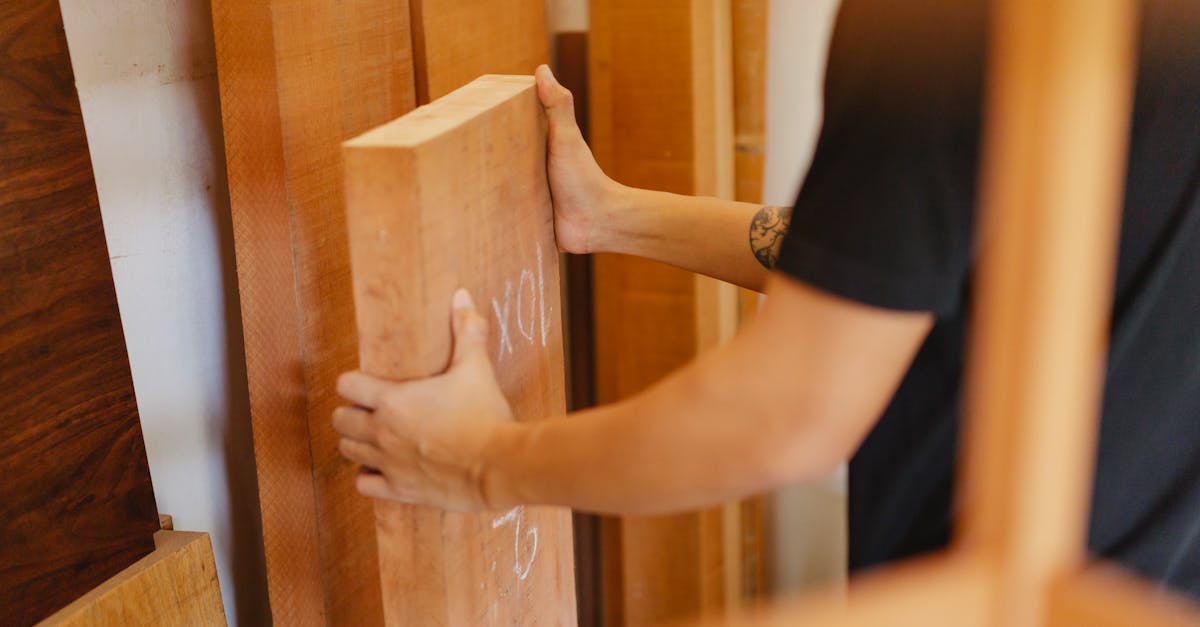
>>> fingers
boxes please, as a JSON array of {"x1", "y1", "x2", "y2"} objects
[
  {"x1": 338, "y1": 437, "x2": 381, "y2": 469},
  {"x1": 450, "y1": 288, "x2": 492, "y2": 369},
  {"x1": 332, "y1": 405, "x2": 375, "y2": 443},
  {"x1": 535, "y1": 64, "x2": 578, "y2": 130},
  {"x1": 355, "y1": 469, "x2": 396, "y2": 500},
  {"x1": 337, "y1": 371, "x2": 386, "y2": 409}
]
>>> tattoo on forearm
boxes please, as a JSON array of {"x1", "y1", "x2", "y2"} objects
[{"x1": 749, "y1": 205, "x2": 792, "y2": 269}]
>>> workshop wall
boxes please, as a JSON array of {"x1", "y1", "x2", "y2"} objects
[{"x1": 58, "y1": 1, "x2": 266, "y2": 624}]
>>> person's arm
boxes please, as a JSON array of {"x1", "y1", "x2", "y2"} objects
[
  {"x1": 536, "y1": 65, "x2": 786, "y2": 293},
  {"x1": 333, "y1": 273, "x2": 932, "y2": 514}
]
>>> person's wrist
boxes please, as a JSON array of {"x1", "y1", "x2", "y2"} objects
[
  {"x1": 584, "y1": 181, "x2": 637, "y2": 255},
  {"x1": 477, "y1": 421, "x2": 533, "y2": 510}
]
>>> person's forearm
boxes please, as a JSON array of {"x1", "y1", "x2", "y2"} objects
[
  {"x1": 480, "y1": 329, "x2": 841, "y2": 515},
  {"x1": 586, "y1": 185, "x2": 788, "y2": 293}
]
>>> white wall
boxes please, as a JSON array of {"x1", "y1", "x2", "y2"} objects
[
  {"x1": 762, "y1": 0, "x2": 844, "y2": 596},
  {"x1": 59, "y1": 1, "x2": 268, "y2": 624}
]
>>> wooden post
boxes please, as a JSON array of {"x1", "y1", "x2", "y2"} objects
[
  {"x1": 344, "y1": 75, "x2": 577, "y2": 626},
  {"x1": 956, "y1": 1, "x2": 1138, "y2": 624}
]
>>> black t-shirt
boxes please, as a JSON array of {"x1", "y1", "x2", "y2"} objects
[{"x1": 776, "y1": 0, "x2": 1200, "y2": 597}]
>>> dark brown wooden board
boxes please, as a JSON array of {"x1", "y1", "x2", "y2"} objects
[{"x1": 0, "y1": 1, "x2": 159, "y2": 624}]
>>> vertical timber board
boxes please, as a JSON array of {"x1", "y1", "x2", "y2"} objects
[
  {"x1": 589, "y1": 0, "x2": 742, "y2": 624},
  {"x1": 730, "y1": 0, "x2": 767, "y2": 601},
  {"x1": 211, "y1": 1, "x2": 417, "y2": 623},
  {"x1": 0, "y1": 1, "x2": 159, "y2": 624},
  {"x1": 410, "y1": 0, "x2": 550, "y2": 103},
  {"x1": 344, "y1": 75, "x2": 577, "y2": 627}
]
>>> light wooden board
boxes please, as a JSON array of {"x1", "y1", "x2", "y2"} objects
[
  {"x1": 589, "y1": 0, "x2": 757, "y2": 624},
  {"x1": 211, "y1": 1, "x2": 417, "y2": 623},
  {"x1": 344, "y1": 75, "x2": 577, "y2": 626},
  {"x1": 37, "y1": 531, "x2": 226, "y2": 627},
  {"x1": 410, "y1": 0, "x2": 549, "y2": 103}
]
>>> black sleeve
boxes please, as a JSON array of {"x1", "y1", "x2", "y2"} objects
[{"x1": 775, "y1": 0, "x2": 988, "y2": 317}]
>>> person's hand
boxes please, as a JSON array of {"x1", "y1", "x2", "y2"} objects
[
  {"x1": 535, "y1": 64, "x2": 622, "y2": 254},
  {"x1": 333, "y1": 289, "x2": 518, "y2": 512}
]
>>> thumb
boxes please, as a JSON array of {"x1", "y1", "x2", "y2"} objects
[
  {"x1": 450, "y1": 288, "x2": 490, "y2": 368},
  {"x1": 535, "y1": 64, "x2": 579, "y2": 133}
]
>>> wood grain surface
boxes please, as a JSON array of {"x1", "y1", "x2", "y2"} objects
[
  {"x1": 589, "y1": 1, "x2": 757, "y2": 624},
  {"x1": 37, "y1": 531, "x2": 226, "y2": 627},
  {"x1": 213, "y1": 2, "x2": 557, "y2": 623},
  {"x1": 410, "y1": 0, "x2": 549, "y2": 103},
  {"x1": 211, "y1": 1, "x2": 417, "y2": 624},
  {"x1": 0, "y1": 1, "x2": 159, "y2": 623},
  {"x1": 344, "y1": 75, "x2": 577, "y2": 627}
]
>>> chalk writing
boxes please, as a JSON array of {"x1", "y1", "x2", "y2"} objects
[
  {"x1": 490, "y1": 242, "x2": 552, "y2": 362},
  {"x1": 491, "y1": 506, "x2": 539, "y2": 581},
  {"x1": 491, "y1": 280, "x2": 515, "y2": 361}
]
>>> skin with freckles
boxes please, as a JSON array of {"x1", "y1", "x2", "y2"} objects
[{"x1": 333, "y1": 65, "x2": 933, "y2": 516}]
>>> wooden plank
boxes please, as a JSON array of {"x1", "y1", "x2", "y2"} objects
[
  {"x1": 589, "y1": 0, "x2": 747, "y2": 623},
  {"x1": 410, "y1": 0, "x2": 549, "y2": 103},
  {"x1": 1045, "y1": 565, "x2": 1200, "y2": 627},
  {"x1": 697, "y1": 554, "x2": 992, "y2": 627},
  {"x1": 0, "y1": 1, "x2": 159, "y2": 623},
  {"x1": 729, "y1": 0, "x2": 767, "y2": 602},
  {"x1": 344, "y1": 74, "x2": 577, "y2": 627},
  {"x1": 731, "y1": 0, "x2": 766, "y2": 206},
  {"x1": 955, "y1": 1, "x2": 1139, "y2": 624},
  {"x1": 38, "y1": 531, "x2": 226, "y2": 627},
  {"x1": 210, "y1": 1, "x2": 417, "y2": 623}
]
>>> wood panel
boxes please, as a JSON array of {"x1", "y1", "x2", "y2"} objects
[
  {"x1": 410, "y1": 0, "x2": 549, "y2": 103},
  {"x1": 589, "y1": 0, "x2": 753, "y2": 624},
  {"x1": 210, "y1": 2, "x2": 417, "y2": 624},
  {"x1": 344, "y1": 75, "x2": 576, "y2": 626},
  {"x1": 38, "y1": 531, "x2": 226, "y2": 627},
  {"x1": 0, "y1": 1, "x2": 159, "y2": 623}
]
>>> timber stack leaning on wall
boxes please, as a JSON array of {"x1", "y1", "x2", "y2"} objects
[{"x1": 212, "y1": 0, "x2": 552, "y2": 623}]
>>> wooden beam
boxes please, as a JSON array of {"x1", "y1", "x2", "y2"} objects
[
  {"x1": 589, "y1": 0, "x2": 752, "y2": 623},
  {"x1": 344, "y1": 75, "x2": 577, "y2": 626},
  {"x1": 210, "y1": 1, "x2": 417, "y2": 623},
  {"x1": 410, "y1": 0, "x2": 549, "y2": 103},
  {"x1": 955, "y1": 1, "x2": 1139, "y2": 624}
]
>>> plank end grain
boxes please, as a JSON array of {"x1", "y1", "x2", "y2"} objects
[{"x1": 345, "y1": 75, "x2": 578, "y2": 626}]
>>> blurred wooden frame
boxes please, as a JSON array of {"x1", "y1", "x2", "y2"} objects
[{"x1": 686, "y1": 1, "x2": 1200, "y2": 626}]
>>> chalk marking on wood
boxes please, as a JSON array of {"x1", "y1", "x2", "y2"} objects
[
  {"x1": 491, "y1": 280, "x2": 515, "y2": 360},
  {"x1": 517, "y1": 268, "x2": 536, "y2": 342},
  {"x1": 492, "y1": 506, "x2": 523, "y2": 529},
  {"x1": 491, "y1": 505, "x2": 539, "y2": 581}
]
